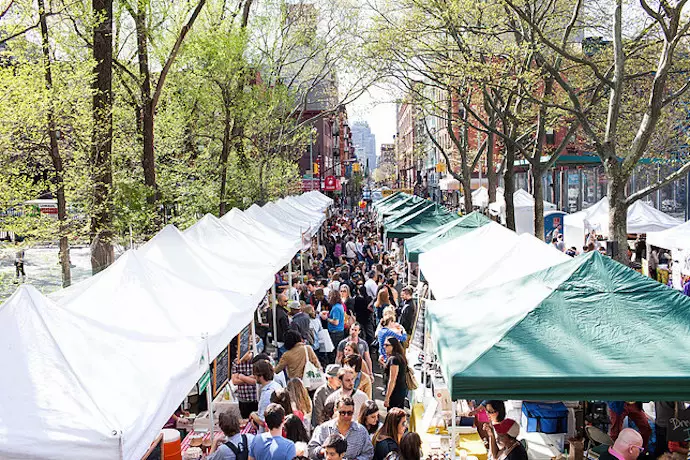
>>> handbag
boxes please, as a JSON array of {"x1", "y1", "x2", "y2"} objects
[
  {"x1": 405, "y1": 365, "x2": 418, "y2": 391},
  {"x1": 302, "y1": 347, "x2": 326, "y2": 390},
  {"x1": 318, "y1": 329, "x2": 335, "y2": 353}
]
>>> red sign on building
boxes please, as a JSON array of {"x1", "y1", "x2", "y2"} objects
[
  {"x1": 324, "y1": 175, "x2": 337, "y2": 192},
  {"x1": 301, "y1": 178, "x2": 320, "y2": 191}
]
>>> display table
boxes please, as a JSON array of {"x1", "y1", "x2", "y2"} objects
[
  {"x1": 180, "y1": 430, "x2": 225, "y2": 459},
  {"x1": 455, "y1": 432, "x2": 487, "y2": 460}
]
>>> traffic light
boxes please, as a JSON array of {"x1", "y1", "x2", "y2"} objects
[
  {"x1": 353, "y1": 162, "x2": 360, "y2": 172},
  {"x1": 313, "y1": 162, "x2": 319, "y2": 175}
]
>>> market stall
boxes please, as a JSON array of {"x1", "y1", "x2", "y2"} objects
[
  {"x1": 379, "y1": 195, "x2": 426, "y2": 224},
  {"x1": 563, "y1": 197, "x2": 681, "y2": 250},
  {"x1": 385, "y1": 202, "x2": 459, "y2": 240},
  {"x1": 647, "y1": 219, "x2": 690, "y2": 289},
  {"x1": 1, "y1": 191, "x2": 330, "y2": 460},
  {"x1": 417, "y1": 251, "x2": 690, "y2": 458},
  {"x1": 404, "y1": 212, "x2": 491, "y2": 263}
]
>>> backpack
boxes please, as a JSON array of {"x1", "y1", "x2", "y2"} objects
[{"x1": 225, "y1": 434, "x2": 249, "y2": 460}]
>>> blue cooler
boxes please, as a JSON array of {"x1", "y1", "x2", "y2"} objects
[{"x1": 521, "y1": 402, "x2": 568, "y2": 434}]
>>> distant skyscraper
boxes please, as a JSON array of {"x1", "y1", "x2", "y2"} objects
[{"x1": 350, "y1": 121, "x2": 376, "y2": 174}]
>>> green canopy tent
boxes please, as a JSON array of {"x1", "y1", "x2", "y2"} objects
[
  {"x1": 381, "y1": 198, "x2": 428, "y2": 225},
  {"x1": 385, "y1": 202, "x2": 460, "y2": 240},
  {"x1": 373, "y1": 191, "x2": 403, "y2": 210},
  {"x1": 404, "y1": 212, "x2": 492, "y2": 263},
  {"x1": 376, "y1": 195, "x2": 418, "y2": 221},
  {"x1": 427, "y1": 251, "x2": 690, "y2": 401}
]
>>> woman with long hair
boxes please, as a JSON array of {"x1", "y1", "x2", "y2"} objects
[
  {"x1": 286, "y1": 378, "x2": 312, "y2": 433},
  {"x1": 373, "y1": 407, "x2": 407, "y2": 460},
  {"x1": 358, "y1": 400, "x2": 381, "y2": 440},
  {"x1": 382, "y1": 337, "x2": 408, "y2": 410},
  {"x1": 398, "y1": 432, "x2": 422, "y2": 460},
  {"x1": 304, "y1": 304, "x2": 327, "y2": 369},
  {"x1": 284, "y1": 413, "x2": 309, "y2": 443},
  {"x1": 374, "y1": 288, "x2": 390, "y2": 322}
]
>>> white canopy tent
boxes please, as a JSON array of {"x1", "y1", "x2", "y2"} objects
[
  {"x1": 2, "y1": 192, "x2": 328, "y2": 460},
  {"x1": 281, "y1": 196, "x2": 327, "y2": 225},
  {"x1": 439, "y1": 175, "x2": 461, "y2": 191},
  {"x1": 564, "y1": 197, "x2": 681, "y2": 249},
  {"x1": 263, "y1": 201, "x2": 316, "y2": 235},
  {"x1": 221, "y1": 208, "x2": 302, "y2": 262},
  {"x1": 1, "y1": 285, "x2": 208, "y2": 460},
  {"x1": 648, "y1": 219, "x2": 690, "y2": 251},
  {"x1": 512, "y1": 189, "x2": 558, "y2": 236},
  {"x1": 419, "y1": 223, "x2": 568, "y2": 298}
]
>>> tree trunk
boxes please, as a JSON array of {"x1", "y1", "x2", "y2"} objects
[
  {"x1": 608, "y1": 174, "x2": 629, "y2": 264},
  {"x1": 133, "y1": 4, "x2": 157, "y2": 205},
  {"x1": 487, "y1": 128, "x2": 497, "y2": 203},
  {"x1": 91, "y1": 0, "x2": 114, "y2": 274},
  {"x1": 38, "y1": 0, "x2": 71, "y2": 287},
  {"x1": 461, "y1": 174, "x2": 472, "y2": 214},
  {"x1": 504, "y1": 144, "x2": 516, "y2": 230},
  {"x1": 219, "y1": 108, "x2": 232, "y2": 216},
  {"x1": 532, "y1": 165, "x2": 545, "y2": 241}
]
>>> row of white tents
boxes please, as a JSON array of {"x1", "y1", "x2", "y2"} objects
[
  {"x1": 0, "y1": 191, "x2": 333, "y2": 460},
  {"x1": 460, "y1": 186, "x2": 681, "y2": 245}
]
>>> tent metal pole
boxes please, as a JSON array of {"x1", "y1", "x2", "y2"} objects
[
  {"x1": 288, "y1": 261, "x2": 293, "y2": 299},
  {"x1": 408, "y1": 262, "x2": 412, "y2": 286},
  {"x1": 251, "y1": 313, "x2": 258, "y2": 355},
  {"x1": 417, "y1": 265, "x2": 421, "y2": 286},
  {"x1": 271, "y1": 284, "x2": 278, "y2": 349},
  {"x1": 451, "y1": 397, "x2": 457, "y2": 460},
  {"x1": 205, "y1": 335, "x2": 215, "y2": 443}
]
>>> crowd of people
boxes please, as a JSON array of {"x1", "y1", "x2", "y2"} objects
[{"x1": 205, "y1": 207, "x2": 422, "y2": 460}]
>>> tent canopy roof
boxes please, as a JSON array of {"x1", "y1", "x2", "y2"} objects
[
  {"x1": 382, "y1": 199, "x2": 429, "y2": 225},
  {"x1": 419, "y1": 223, "x2": 567, "y2": 298},
  {"x1": 385, "y1": 203, "x2": 459, "y2": 239},
  {"x1": 647, "y1": 219, "x2": 690, "y2": 251},
  {"x1": 404, "y1": 212, "x2": 491, "y2": 262},
  {"x1": 428, "y1": 251, "x2": 690, "y2": 400}
]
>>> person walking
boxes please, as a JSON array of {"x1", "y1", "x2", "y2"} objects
[
  {"x1": 250, "y1": 360, "x2": 282, "y2": 429},
  {"x1": 269, "y1": 294, "x2": 291, "y2": 358},
  {"x1": 325, "y1": 367, "x2": 368, "y2": 419},
  {"x1": 312, "y1": 365, "x2": 342, "y2": 427},
  {"x1": 14, "y1": 241, "x2": 25, "y2": 283},
  {"x1": 208, "y1": 411, "x2": 254, "y2": 460},
  {"x1": 249, "y1": 404, "x2": 296, "y2": 460},
  {"x1": 373, "y1": 408, "x2": 407, "y2": 460},
  {"x1": 335, "y1": 323, "x2": 373, "y2": 379},
  {"x1": 358, "y1": 400, "x2": 381, "y2": 441},
  {"x1": 308, "y1": 396, "x2": 374, "y2": 460},
  {"x1": 382, "y1": 337, "x2": 408, "y2": 410},
  {"x1": 325, "y1": 290, "x2": 345, "y2": 364},
  {"x1": 274, "y1": 331, "x2": 322, "y2": 380}
]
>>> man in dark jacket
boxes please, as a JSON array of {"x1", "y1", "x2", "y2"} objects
[
  {"x1": 288, "y1": 301, "x2": 313, "y2": 345},
  {"x1": 398, "y1": 286, "x2": 416, "y2": 336},
  {"x1": 268, "y1": 294, "x2": 291, "y2": 358}
]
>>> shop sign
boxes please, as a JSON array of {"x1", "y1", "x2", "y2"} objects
[
  {"x1": 302, "y1": 178, "x2": 320, "y2": 191},
  {"x1": 324, "y1": 175, "x2": 337, "y2": 191}
]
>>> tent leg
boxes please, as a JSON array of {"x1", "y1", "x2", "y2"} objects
[
  {"x1": 408, "y1": 262, "x2": 412, "y2": 286},
  {"x1": 271, "y1": 284, "x2": 278, "y2": 351},
  {"x1": 205, "y1": 337, "x2": 215, "y2": 443},
  {"x1": 251, "y1": 315, "x2": 258, "y2": 355},
  {"x1": 451, "y1": 398, "x2": 457, "y2": 459},
  {"x1": 417, "y1": 265, "x2": 420, "y2": 286},
  {"x1": 288, "y1": 261, "x2": 293, "y2": 299},
  {"x1": 300, "y1": 251, "x2": 304, "y2": 278}
]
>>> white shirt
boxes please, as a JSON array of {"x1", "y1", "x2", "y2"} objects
[
  {"x1": 345, "y1": 241, "x2": 357, "y2": 259},
  {"x1": 365, "y1": 279, "x2": 378, "y2": 300}
]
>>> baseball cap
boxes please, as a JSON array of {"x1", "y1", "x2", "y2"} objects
[
  {"x1": 288, "y1": 301, "x2": 301, "y2": 310},
  {"x1": 494, "y1": 419, "x2": 520, "y2": 438},
  {"x1": 325, "y1": 364, "x2": 341, "y2": 377}
]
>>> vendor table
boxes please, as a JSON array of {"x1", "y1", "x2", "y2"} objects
[{"x1": 180, "y1": 430, "x2": 225, "y2": 458}]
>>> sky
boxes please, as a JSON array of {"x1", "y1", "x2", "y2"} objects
[{"x1": 347, "y1": 87, "x2": 398, "y2": 156}]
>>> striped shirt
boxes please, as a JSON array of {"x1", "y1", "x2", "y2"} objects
[{"x1": 308, "y1": 420, "x2": 374, "y2": 460}]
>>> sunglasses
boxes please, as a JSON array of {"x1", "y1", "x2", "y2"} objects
[
  {"x1": 486, "y1": 409, "x2": 497, "y2": 414},
  {"x1": 339, "y1": 410, "x2": 354, "y2": 416},
  {"x1": 384, "y1": 343, "x2": 392, "y2": 347},
  {"x1": 631, "y1": 445, "x2": 645, "y2": 453}
]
